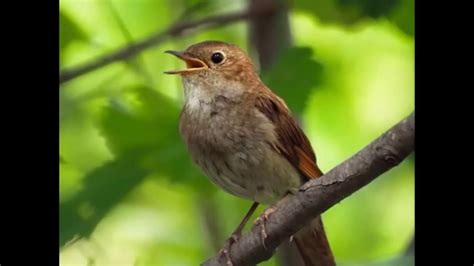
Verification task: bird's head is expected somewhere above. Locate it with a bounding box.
[164,40,259,84]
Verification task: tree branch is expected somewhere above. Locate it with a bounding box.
[59,6,275,84]
[202,112,415,265]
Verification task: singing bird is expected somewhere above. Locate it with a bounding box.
[165,40,335,266]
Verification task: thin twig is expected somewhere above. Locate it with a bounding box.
[60,7,273,84]
[107,0,155,86]
[202,113,415,265]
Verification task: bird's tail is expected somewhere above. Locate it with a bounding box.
[293,216,335,266]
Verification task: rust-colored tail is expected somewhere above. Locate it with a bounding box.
[293,216,335,266]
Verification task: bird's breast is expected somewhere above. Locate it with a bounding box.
[179,93,302,205]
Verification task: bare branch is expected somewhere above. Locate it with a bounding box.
[202,112,415,265]
[60,6,275,84]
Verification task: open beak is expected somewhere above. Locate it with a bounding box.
[164,50,208,75]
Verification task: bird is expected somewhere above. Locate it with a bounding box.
[165,40,335,266]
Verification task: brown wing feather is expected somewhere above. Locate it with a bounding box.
[255,93,323,180]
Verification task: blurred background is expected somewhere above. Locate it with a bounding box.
[59,0,414,265]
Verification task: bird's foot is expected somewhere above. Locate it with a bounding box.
[253,207,276,250]
[218,232,241,266]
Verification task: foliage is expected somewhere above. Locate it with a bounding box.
[60,0,414,265]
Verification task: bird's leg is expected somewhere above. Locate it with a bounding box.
[219,202,259,266]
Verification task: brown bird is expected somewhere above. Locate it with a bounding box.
[165,40,335,266]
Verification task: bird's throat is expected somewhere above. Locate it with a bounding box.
[182,76,245,117]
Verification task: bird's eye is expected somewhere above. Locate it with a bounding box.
[211,52,225,64]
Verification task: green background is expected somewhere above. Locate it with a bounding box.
[60,0,414,265]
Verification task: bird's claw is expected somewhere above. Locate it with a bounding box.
[218,233,241,266]
[253,207,276,250]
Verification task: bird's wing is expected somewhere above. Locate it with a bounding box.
[255,93,323,180]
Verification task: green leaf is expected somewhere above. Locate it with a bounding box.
[388,0,414,36]
[60,155,67,164]
[294,0,413,36]
[99,86,211,188]
[99,86,180,155]
[60,151,147,247]
[338,0,399,18]
[295,0,399,23]
[60,11,87,50]
[261,47,323,114]
[60,88,217,248]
